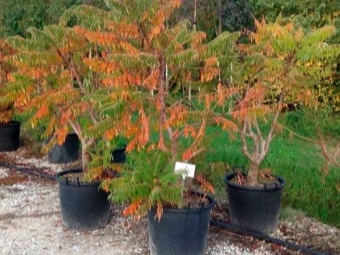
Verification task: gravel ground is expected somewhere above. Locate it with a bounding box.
[0,147,339,255]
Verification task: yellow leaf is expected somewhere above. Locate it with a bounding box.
[336,183,340,192]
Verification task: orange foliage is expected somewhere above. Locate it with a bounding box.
[105,22,139,38]
[36,105,48,119]
[200,57,219,82]
[196,175,215,194]
[166,104,187,127]
[123,198,142,216]
[13,66,51,81]
[148,24,165,41]
[204,94,213,110]
[147,143,156,152]
[6,73,15,82]
[182,121,206,161]
[173,0,181,8]
[103,73,142,88]
[156,201,163,221]
[126,139,138,152]
[119,42,139,55]
[214,116,238,132]
[183,125,197,138]
[157,134,166,151]
[144,69,160,90]
[84,58,118,74]
[105,129,117,140]
[55,126,69,145]
[136,109,150,147]
[101,180,110,193]
[84,31,119,46]
[192,32,207,49]
[232,85,266,119]
[13,94,29,109]
[60,110,72,125]
[216,84,238,107]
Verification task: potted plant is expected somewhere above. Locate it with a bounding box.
[0,39,21,152]
[62,0,239,253]
[4,22,129,230]
[213,18,340,234]
[104,149,215,255]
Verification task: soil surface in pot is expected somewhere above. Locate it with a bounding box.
[58,169,117,183]
[230,170,281,187]
[163,191,211,210]
[0,145,339,255]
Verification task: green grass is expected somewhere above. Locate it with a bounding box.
[201,112,340,228]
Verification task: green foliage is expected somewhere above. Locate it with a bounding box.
[102,150,183,218]
[60,4,109,30]
[0,0,106,38]
[0,0,47,37]
[281,107,340,138]
[269,137,340,228]
[170,0,252,40]
[245,0,340,112]
[246,0,340,35]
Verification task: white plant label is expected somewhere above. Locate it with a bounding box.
[175,162,196,179]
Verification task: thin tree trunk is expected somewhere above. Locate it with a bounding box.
[170,136,178,161]
[218,0,222,36]
[81,141,88,172]
[247,161,259,186]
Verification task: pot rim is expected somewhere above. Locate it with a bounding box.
[150,191,216,214]
[224,172,286,191]
[112,146,126,153]
[56,168,102,187]
[65,133,78,138]
[0,120,21,127]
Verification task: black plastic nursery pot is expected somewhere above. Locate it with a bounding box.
[111,147,126,163]
[0,121,20,152]
[56,169,110,230]
[147,192,216,255]
[48,133,80,164]
[224,172,285,235]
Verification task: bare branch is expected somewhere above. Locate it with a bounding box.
[318,131,340,168]
[276,123,316,143]
[254,115,262,139]
[90,110,99,125]
[56,49,85,94]
[266,89,284,151]
[185,147,205,161]
[85,137,96,149]
[241,118,254,162]
[246,118,257,141]
[68,119,81,138]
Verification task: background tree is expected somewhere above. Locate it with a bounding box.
[214,18,340,186]
[4,22,130,174]
[245,0,340,112]
[246,0,340,35]
[60,0,235,216]
[62,0,212,161]
[169,0,252,41]
[0,0,106,37]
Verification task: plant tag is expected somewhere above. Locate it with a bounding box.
[175,162,196,179]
